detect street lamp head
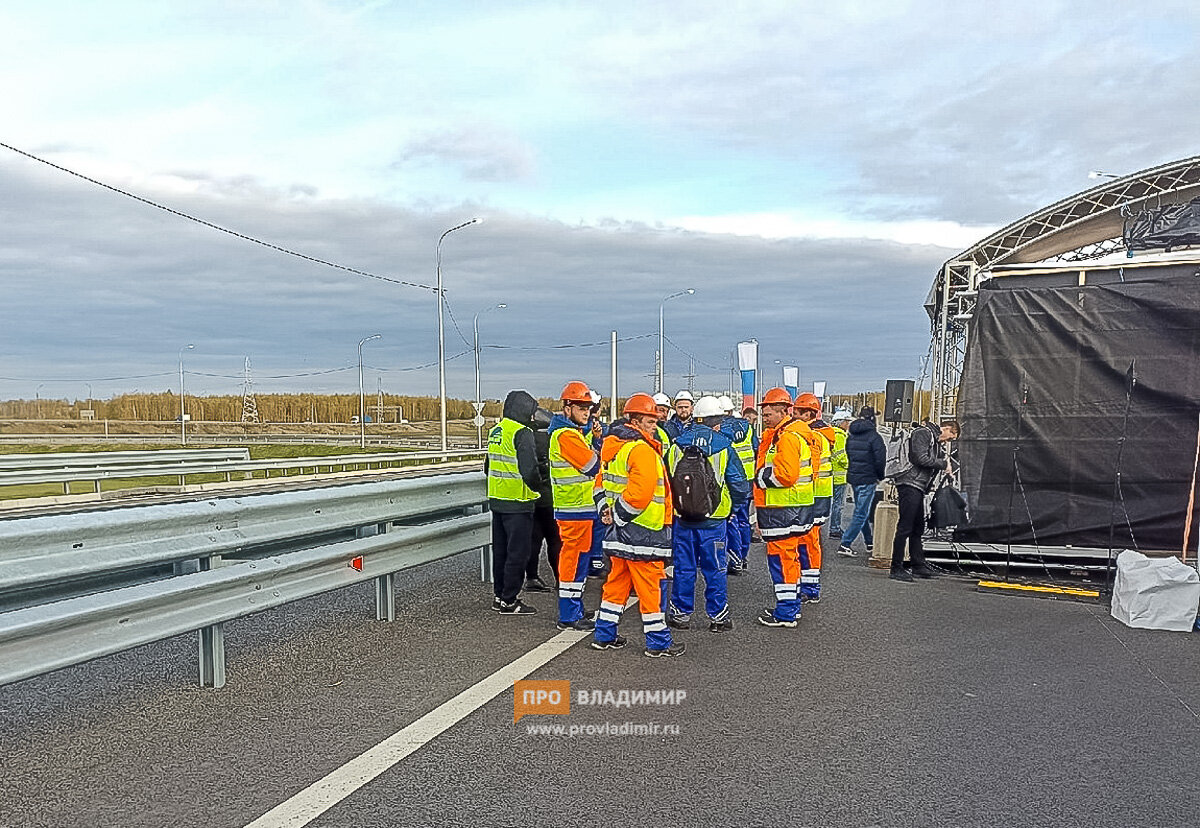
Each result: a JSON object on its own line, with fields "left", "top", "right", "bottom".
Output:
{"left": 685, "top": 288, "right": 696, "bottom": 295}
{"left": 497, "top": 303, "right": 507, "bottom": 309}
{"left": 359, "top": 333, "right": 382, "bottom": 346}
{"left": 1088, "top": 170, "right": 1120, "bottom": 180}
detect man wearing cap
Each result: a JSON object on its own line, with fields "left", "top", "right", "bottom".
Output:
{"left": 753, "top": 388, "right": 814, "bottom": 628}
{"left": 717, "top": 394, "right": 758, "bottom": 574}
{"left": 827, "top": 409, "right": 853, "bottom": 538}
{"left": 666, "top": 395, "right": 750, "bottom": 632}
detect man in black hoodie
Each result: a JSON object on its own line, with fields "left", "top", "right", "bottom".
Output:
{"left": 837, "top": 406, "right": 886, "bottom": 557}
{"left": 485, "top": 390, "right": 544, "bottom": 614}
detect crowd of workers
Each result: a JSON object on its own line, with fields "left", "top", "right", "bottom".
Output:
{"left": 484, "top": 381, "right": 953, "bottom": 657}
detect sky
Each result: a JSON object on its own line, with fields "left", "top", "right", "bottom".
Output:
{"left": 3, "top": 0, "right": 1199, "bottom": 405}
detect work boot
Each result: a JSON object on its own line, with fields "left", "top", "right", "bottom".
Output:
{"left": 557, "top": 617, "right": 596, "bottom": 631}
{"left": 643, "top": 642, "right": 687, "bottom": 658}
{"left": 497, "top": 599, "right": 537, "bottom": 615}
{"left": 666, "top": 615, "right": 691, "bottom": 630}
{"left": 709, "top": 617, "right": 735, "bottom": 633}
{"left": 889, "top": 569, "right": 914, "bottom": 582}
{"left": 524, "top": 577, "right": 552, "bottom": 592}
{"left": 756, "top": 609, "right": 798, "bottom": 628}
{"left": 590, "top": 635, "right": 627, "bottom": 651}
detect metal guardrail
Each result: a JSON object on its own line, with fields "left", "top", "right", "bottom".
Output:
{"left": 0, "top": 448, "right": 484, "bottom": 495}
{"left": 0, "top": 448, "right": 250, "bottom": 471}
{"left": 0, "top": 471, "right": 489, "bottom": 689}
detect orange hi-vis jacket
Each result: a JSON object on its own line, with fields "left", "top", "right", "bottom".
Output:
{"left": 753, "top": 417, "right": 810, "bottom": 509}
{"left": 597, "top": 428, "right": 674, "bottom": 526}
{"left": 801, "top": 426, "right": 832, "bottom": 499}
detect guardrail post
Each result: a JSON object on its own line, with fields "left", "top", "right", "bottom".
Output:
{"left": 199, "top": 623, "right": 226, "bottom": 688}
{"left": 375, "top": 574, "right": 395, "bottom": 621}
{"left": 463, "top": 505, "right": 493, "bottom": 583}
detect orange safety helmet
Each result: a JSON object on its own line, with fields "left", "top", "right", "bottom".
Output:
{"left": 794, "top": 392, "right": 822, "bottom": 413}
{"left": 560, "top": 380, "right": 592, "bottom": 403}
{"left": 760, "top": 387, "right": 793, "bottom": 407}
{"left": 622, "top": 393, "right": 659, "bottom": 418}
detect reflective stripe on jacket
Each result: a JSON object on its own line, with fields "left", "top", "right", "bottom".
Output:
{"left": 601, "top": 433, "right": 672, "bottom": 561}
{"left": 487, "top": 418, "right": 539, "bottom": 503}
{"left": 667, "top": 441, "right": 732, "bottom": 520}
{"left": 549, "top": 424, "right": 601, "bottom": 518}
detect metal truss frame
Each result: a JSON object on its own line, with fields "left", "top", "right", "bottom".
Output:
{"left": 929, "top": 155, "right": 1200, "bottom": 421}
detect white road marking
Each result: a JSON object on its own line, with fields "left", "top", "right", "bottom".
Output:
{"left": 242, "top": 628, "right": 590, "bottom": 828}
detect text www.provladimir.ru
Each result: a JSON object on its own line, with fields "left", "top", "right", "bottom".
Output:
{"left": 525, "top": 721, "right": 681, "bottom": 737}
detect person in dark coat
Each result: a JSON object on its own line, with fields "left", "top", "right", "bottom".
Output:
{"left": 525, "top": 426, "right": 560, "bottom": 592}
{"left": 836, "top": 406, "right": 886, "bottom": 556}
{"left": 890, "top": 419, "right": 958, "bottom": 581}
{"left": 484, "top": 390, "right": 544, "bottom": 614}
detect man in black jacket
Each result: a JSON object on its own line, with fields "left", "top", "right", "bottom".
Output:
{"left": 837, "top": 406, "right": 886, "bottom": 557}
{"left": 485, "top": 390, "right": 545, "bottom": 614}
{"left": 890, "top": 419, "right": 959, "bottom": 581}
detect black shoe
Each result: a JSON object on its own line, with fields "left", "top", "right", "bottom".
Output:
{"left": 865, "top": 544, "right": 874, "bottom": 553}
{"left": 557, "top": 617, "right": 596, "bottom": 631}
{"left": 912, "top": 567, "right": 942, "bottom": 579}
{"left": 644, "top": 642, "right": 687, "bottom": 658}
{"left": 524, "top": 577, "right": 552, "bottom": 592}
{"left": 709, "top": 617, "right": 734, "bottom": 633}
{"left": 666, "top": 615, "right": 691, "bottom": 630}
{"left": 497, "top": 599, "right": 537, "bottom": 615}
{"left": 590, "top": 634, "right": 627, "bottom": 650}
{"left": 491, "top": 597, "right": 503, "bottom": 612}
{"left": 756, "top": 609, "right": 798, "bottom": 628}
{"left": 889, "top": 569, "right": 914, "bottom": 582}
{"left": 804, "top": 594, "right": 822, "bottom": 604}
{"left": 829, "top": 530, "right": 843, "bottom": 538}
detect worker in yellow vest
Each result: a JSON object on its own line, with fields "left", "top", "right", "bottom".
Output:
{"left": 793, "top": 393, "right": 831, "bottom": 603}
{"left": 485, "top": 390, "right": 545, "bottom": 615}
{"left": 827, "top": 409, "right": 852, "bottom": 538}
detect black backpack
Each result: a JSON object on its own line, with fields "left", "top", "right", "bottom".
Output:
{"left": 671, "top": 444, "right": 721, "bottom": 521}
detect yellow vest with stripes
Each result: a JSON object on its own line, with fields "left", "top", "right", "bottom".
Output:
{"left": 602, "top": 441, "right": 667, "bottom": 531}
{"left": 763, "top": 431, "right": 814, "bottom": 508}
{"left": 667, "top": 442, "right": 732, "bottom": 520}
{"left": 486, "top": 418, "right": 538, "bottom": 503}
{"left": 549, "top": 427, "right": 595, "bottom": 510}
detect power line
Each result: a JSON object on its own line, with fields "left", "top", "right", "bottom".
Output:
{"left": 0, "top": 140, "right": 436, "bottom": 292}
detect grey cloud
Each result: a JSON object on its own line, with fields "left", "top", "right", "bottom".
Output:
{"left": 0, "top": 157, "right": 945, "bottom": 403}
{"left": 394, "top": 126, "right": 536, "bottom": 183}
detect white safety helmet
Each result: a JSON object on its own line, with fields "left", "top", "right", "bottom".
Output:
{"left": 692, "top": 395, "right": 725, "bottom": 419}
{"left": 589, "top": 390, "right": 602, "bottom": 410}
{"left": 717, "top": 394, "right": 735, "bottom": 414}
{"left": 651, "top": 392, "right": 671, "bottom": 406}
{"left": 832, "top": 408, "right": 853, "bottom": 423}
{"left": 674, "top": 390, "right": 695, "bottom": 403}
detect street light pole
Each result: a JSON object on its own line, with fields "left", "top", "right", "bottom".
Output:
{"left": 358, "top": 334, "right": 382, "bottom": 449}
{"left": 657, "top": 288, "right": 695, "bottom": 394}
{"left": 436, "top": 218, "right": 482, "bottom": 453}
{"left": 473, "top": 303, "right": 507, "bottom": 449}
{"left": 178, "top": 343, "right": 194, "bottom": 445}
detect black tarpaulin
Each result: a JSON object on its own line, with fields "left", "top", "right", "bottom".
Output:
{"left": 1124, "top": 196, "right": 1200, "bottom": 252}
{"left": 956, "top": 270, "right": 1200, "bottom": 550}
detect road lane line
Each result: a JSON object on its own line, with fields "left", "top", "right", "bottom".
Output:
{"left": 243, "top": 628, "right": 590, "bottom": 828}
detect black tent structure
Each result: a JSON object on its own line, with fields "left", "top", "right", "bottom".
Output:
{"left": 923, "top": 158, "right": 1200, "bottom": 568}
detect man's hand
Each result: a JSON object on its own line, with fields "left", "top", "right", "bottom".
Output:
{"left": 600, "top": 505, "right": 613, "bottom": 525}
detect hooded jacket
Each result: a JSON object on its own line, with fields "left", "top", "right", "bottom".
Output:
{"left": 894, "top": 422, "right": 946, "bottom": 494}
{"left": 670, "top": 422, "right": 752, "bottom": 527}
{"left": 486, "top": 390, "right": 544, "bottom": 513}
{"left": 846, "top": 416, "right": 886, "bottom": 486}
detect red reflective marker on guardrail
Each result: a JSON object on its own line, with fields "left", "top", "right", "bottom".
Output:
{"left": 349, "top": 556, "right": 364, "bottom": 571}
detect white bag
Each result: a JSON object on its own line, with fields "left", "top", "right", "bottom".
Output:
{"left": 1110, "top": 549, "right": 1200, "bottom": 632}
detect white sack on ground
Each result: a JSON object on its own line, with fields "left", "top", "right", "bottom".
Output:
{"left": 1111, "top": 549, "right": 1200, "bottom": 632}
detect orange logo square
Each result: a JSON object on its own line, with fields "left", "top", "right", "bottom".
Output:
{"left": 513, "top": 679, "right": 570, "bottom": 722}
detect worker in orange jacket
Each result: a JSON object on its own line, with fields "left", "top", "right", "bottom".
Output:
{"left": 548, "top": 381, "right": 604, "bottom": 631}
{"left": 793, "top": 393, "right": 831, "bottom": 602}
{"left": 591, "top": 393, "right": 684, "bottom": 657}
{"left": 753, "top": 388, "right": 815, "bottom": 627}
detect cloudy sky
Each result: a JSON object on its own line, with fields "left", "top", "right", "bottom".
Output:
{"left": 3, "top": 1, "right": 1198, "bottom": 405}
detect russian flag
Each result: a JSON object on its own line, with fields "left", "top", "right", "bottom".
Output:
{"left": 737, "top": 340, "right": 757, "bottom": 413}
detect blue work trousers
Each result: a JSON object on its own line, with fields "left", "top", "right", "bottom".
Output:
{"left": 841, "top": 483, "right": 877, "bottom": 547}
{"left": 669, "top": 522, "right": 731, "bottom": 622}
{"left": 726, "top": 499, "right": 752, "bottom": 569}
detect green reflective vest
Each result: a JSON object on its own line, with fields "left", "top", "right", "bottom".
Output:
{"left": 813, "top": 431, "right": 834, "bottom": 498}
{"left": 549, "top": 427, "right": 596, "bottom": 511}
{"left": 667, "top": 443, "right": 732, "bottom": 520}
{"left": 830, "top": 426, "right": 848, "bottom": 485}
{"left": 762, "top": 429, "right": 814, "bottom": 508}
{"left": 602, "top": 441, "right": 668, "bottom": 531}
{"left": 487, "top": 418, "right": 538, "bottom": 503}
{"left": 733, "top": 429, "right": 756, "bottom": 479}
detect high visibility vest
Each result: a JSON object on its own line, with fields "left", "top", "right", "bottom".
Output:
{"left": 810, "top": 430, "right": 834, "bottom": 498}
{"left": 655, "top": 425, "right": 671, "bottom": 456}
{"left": 486, "top": 418, "right": 538, "bottom": 503}
{"left": 549, "top": 427, "right": 595, "bottom": 511}
{"left": 602, "top": 441, "right": 668, "bottom": 532}
{"left": 828, "top": 426, "right": 848, "bottom": 485}
{"left": 760, "top": 426, "right": 814, "bottom": 508}
{"left": 667, "top": 442, "right": 732, "bottom": 520}
{"left": 733, "top": 428, "right": 756, "bottom": 479}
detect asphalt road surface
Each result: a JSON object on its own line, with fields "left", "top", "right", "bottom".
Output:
{"left": 3, "top": 540, "right": 1198, "bottom": 828}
